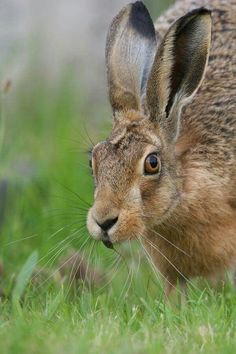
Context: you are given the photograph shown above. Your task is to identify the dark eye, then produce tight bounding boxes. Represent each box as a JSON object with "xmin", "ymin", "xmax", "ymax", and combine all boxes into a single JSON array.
[
  {"xmin": 144, "ymin": 153, "xmax": 161, "ymax": 175},
  {"xmin": 89, "ymin": 158, "xmax": 92, "ymax": 169}
]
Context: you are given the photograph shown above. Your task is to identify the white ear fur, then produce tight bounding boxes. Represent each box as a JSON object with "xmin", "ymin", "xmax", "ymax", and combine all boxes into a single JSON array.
[{"xmin": 106, "ymin": 1, "xmax": 156, "ymax": 113}]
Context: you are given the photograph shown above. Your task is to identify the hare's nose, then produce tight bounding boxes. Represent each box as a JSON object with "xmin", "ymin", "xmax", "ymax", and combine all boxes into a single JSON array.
[{"xmin": 97, "ymin": 216, "xmax": 118, "ymax": 232}]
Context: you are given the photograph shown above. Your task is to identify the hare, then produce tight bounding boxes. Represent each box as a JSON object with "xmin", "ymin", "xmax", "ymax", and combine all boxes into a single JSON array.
[{"xmin": 87, "ymin": 0, "xmax": 236, "ymax": 297}]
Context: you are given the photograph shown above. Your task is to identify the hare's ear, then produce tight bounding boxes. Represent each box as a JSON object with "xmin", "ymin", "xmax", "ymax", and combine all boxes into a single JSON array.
[
  {"xmin": 146, "ymin": 8, "xmax": 212, "ymax": 142},
  {"xmin": 106, "ymin": 1, "xmax": 156, "ymax": 113}
]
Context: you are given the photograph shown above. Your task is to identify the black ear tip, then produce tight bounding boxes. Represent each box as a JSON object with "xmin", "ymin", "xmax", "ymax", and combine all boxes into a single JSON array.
[
  {"xmin": 188, "ymin": 7, "xmax": 212, "ymax": 18},
  {"xmin": 129, "ymin": 1, "xmax": 155, "ymax": 38},
  {"xmin": 198, "ymin": 7, "xmax": 212, "ymax": 16},
  {"xmin": 132, "ymin": 1, "xmax": 146, "ymax": 9},
  {"xmin": 175, "ymin": 7, "xmax": 212, "ymax": 34},
  {"xmin": 130, "ymin": 1, "xmax": 149, "ymax": 17}
]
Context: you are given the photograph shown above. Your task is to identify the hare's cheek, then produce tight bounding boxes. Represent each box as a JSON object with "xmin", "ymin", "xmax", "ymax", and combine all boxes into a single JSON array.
[
  {"xmin": 86, "ymin": 209, "xmax": 102, "ymax": 240},
  {"xmin": 139, "ymin": 179, "xmax": 158, "ymax": 202},
  {"xmin": 139, "ymin": 179, "xmax": 166, "ymax": 218},
  {"xmin": 129, "ymin": 185, "xmax": 142, "ymax": 202},
  {"xmin": 113, "ymin": 208, "xmax": 145, "ymax": 241},
  {"xmin": 122, "ymin": 184, "xmax": 143, "ymax": 210}
]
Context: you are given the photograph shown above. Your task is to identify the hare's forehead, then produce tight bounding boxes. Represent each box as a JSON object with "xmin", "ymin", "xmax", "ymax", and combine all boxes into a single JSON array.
[
  {"xmin": 93, "ymin": 130, "xmax": 160, "ymax": 162},
  {"xmin": 93, "ymin": 139, "xmax": 142, "ymax": 162}
]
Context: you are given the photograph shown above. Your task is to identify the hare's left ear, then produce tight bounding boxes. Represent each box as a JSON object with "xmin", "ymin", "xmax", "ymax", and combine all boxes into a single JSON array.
[
  {"xmin": 106, "ymin": 2, "xmax": 156, "ymax": 113},
  {"xmin": 146, "ymin": 8, "xmax": 212, "ymax": 142}
]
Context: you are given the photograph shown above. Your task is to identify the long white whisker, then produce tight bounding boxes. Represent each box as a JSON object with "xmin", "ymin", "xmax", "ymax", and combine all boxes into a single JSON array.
[
  {"xmin": 141, "ymin": 234, "xmax": 188, "ymax": 283},
  {"xmin": 35, "ymin": 236, "xmax": 90, "ymax": 290},
  {"xmin": 117, "ymin": 245, "xmax": 134, "ymax": 304},
  {"xmin": 121, "ymin": 241, "xmax": 135, "ymax": 300},
  {"xmin": 137, "ymin": 235, "xmax": 167, "ymax": 289},
  {"xmin": 147, "ymin": 227, "xmax": 190, "ymax": 257},
  {"xmin": 97, "ymin": 256, "xmax": 122, "ymax": 294},
  {"xmin": 82, "ymin": 240, "xmax": 96, "ymax": 294},
  {"xmin": 2, "ymin": 234, "xmax": 38, "ymax": 247},
  {"xmin": 141, "ymin": 234, "xmax": 199, "ymax": 292},
  {"xmin": 37, "ymin": 225, "xmax": 86, "ymax": 266}
]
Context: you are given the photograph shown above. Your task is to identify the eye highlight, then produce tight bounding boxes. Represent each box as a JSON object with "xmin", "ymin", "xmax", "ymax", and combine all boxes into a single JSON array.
[{"xmin": 144, "ymin": 153, "xmax": 161, "ymax": 175}]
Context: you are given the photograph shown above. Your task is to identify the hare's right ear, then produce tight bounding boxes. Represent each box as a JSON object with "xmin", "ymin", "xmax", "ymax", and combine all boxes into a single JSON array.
[
  {"xmin": 106, "ymin": 1, "xmax": 156, "ymax": 113},
  {"xmin": 146, "ymin": 8, "xmax": 212, "ymax": 142}
]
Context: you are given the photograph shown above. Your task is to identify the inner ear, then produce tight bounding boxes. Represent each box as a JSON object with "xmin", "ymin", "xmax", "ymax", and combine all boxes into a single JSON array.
[
  {"xmin": 165, "ymin": 10, "xmax": 211, "ymax": 116},
  {"xmin": 146, "ymin": 8, "xmax": 212, "ymax": 125},
  {"xmin": 106, "ymin": 1, "xmax": 156, "ymax": 113}
]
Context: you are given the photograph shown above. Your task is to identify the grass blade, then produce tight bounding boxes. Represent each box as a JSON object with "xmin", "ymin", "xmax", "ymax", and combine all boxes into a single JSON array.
[{"xmin": 12, "ymin": 250, "xmax": 38, "ymax": 305}]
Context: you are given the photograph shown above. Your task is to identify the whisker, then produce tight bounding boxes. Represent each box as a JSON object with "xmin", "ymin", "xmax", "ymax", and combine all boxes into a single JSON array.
[
  {"xmin": 64, "ymin": 248, "xmax": 86, "ymax": 297},
  {"xmin": 48, "ymin": 222, "xmax": 85, "ymax": 236},
  {"xmin": 113, "ymin": 246, "xmax": 129, "ymax": 273},
  {"xmin": 2, "ymin": 234, "xmax": 39, "ymax": 248},
  {"xmin": 136, "ymin": 241, "xmax": 142, "ymax": 280},
  {"xmin": 82, "ymin": 122, "xmax": 95, "ymax": 148},
  {"xmin": 46, "ymin": 212, "xmax": 86, "ymax": 222},
  {"xmin": 49, "ymin": 196, "xmax": 89, "ymax": 212},
  {"xmin": 49, "ymin": 204, "xmax": 89, "ymax": 213},
  {"xmin": 117, "ymin": 251, "xmax": 133, "ymax": 304},
  {"xmin": 82, "ymin": 240, "xmax": 96, "ymax": 294},
  {"xmin": 147, "ymin": 227, "xmax": 190, "ymax": 257},
  {"xmin": 35, "ymin": 236, "xmax": 90, "ymax": 290},
  {"xmin": 141, "ymin": 234, "xmax": 188, "ymax": 283},
  {"xmin": 41, "ymin": 237, "xmax": 78, "ymax": 276},
  {"xmin": 122, "ymin": 240, "xmax": 135, "ymax": 297},
  {"xmin": 31, "ymin": 232, "xmax": 83, "ymax": 284},
  {"xmin": 141, "ymin": 234, "xmax": 199, "ymax": 292},
  {"xmin": 97, "ymin": 256, "xmax": 122, "ymax": 294},
  {"xmin": 136, "ymin": 235, "xmax": 177, "ymax": 294},
  {"xmin": 55, "ymin": 181, "xmax": 91, "ymax": 208},
  {"xmin": 33, "ymin": 226, "xmax": 87, "ymax": 278}
]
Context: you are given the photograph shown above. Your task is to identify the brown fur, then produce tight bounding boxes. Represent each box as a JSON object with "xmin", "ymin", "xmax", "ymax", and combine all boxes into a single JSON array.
[{"xmin": 87, "ymin": 0, "xmax": 236, "ymax": 296}]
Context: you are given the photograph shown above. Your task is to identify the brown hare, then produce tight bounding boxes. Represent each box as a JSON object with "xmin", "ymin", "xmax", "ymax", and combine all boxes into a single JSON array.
[{"xmin": 87, "ymin": 0, "xmax": 236, "ymax": 297}]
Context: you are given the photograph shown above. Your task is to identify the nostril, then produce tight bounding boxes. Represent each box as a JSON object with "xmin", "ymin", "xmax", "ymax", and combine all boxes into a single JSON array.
[{"xmin": 97, "ymin": 216, "xmax": 118, "ymax": 232}]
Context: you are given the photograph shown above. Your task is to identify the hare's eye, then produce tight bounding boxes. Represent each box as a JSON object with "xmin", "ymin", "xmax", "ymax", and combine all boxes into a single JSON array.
[
  {"xmin": 144, "ymin": 154, "xmax": 160, "ymax": 175},
  {"xmin": 89, "ymin": 158, "xmax": 92, "ymax": 169}
]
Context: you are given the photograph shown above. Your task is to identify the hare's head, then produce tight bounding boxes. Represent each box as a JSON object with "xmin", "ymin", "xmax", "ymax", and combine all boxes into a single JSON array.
[{"xmin": 87, "ymin": 2, "xmax": 211, "ymax": 247}]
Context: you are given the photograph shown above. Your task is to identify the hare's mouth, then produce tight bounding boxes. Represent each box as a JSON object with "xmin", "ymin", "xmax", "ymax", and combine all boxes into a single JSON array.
[
  {"xmin": 86, "ymin": 208, "xmax": 119, "ymax": 244},
  {"xmin": 101, "ymin": 232, "xmax": 114, "ymax": 249},
  {"xmin": 102, "ymin": 239, "xmax": 113, "ymax": 249},
  {"xmin": 87, "ymin": 206, "xmax": 144, "ymax": 246}
]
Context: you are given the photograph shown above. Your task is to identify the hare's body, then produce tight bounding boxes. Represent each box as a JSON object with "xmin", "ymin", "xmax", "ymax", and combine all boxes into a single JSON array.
[
  {"xmin": 146, "ymin": 0, "xmax": 236, "ymax": 286},
  {"xmin": 87, "ymin": 1, "xmax": 236, "ymax": 294}
]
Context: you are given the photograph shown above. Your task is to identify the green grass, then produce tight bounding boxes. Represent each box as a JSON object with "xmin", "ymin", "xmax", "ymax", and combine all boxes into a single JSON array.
[{"xmin": 0, "ymin": 73, "xmax": 236, "ymax": 354}]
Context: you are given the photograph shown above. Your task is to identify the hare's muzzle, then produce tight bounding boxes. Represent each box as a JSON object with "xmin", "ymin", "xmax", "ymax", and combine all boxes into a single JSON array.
[{"xmin": 86, "ymin": 205, "xmax": 119, "ymax": 245}]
